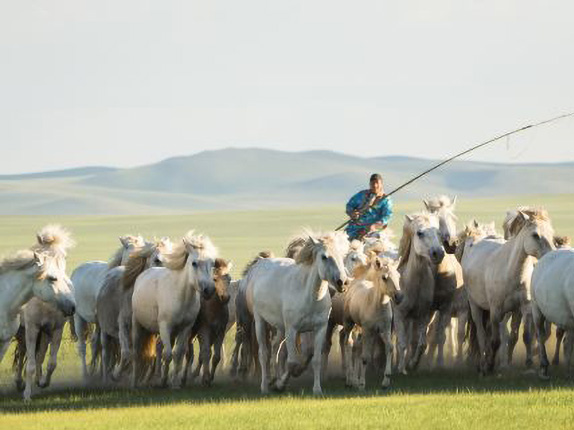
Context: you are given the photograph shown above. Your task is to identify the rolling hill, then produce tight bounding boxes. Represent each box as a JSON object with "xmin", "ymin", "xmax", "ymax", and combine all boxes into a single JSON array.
[{"xmin": 0, "ymin": 148, "xmax": 572, "ymax": 215}]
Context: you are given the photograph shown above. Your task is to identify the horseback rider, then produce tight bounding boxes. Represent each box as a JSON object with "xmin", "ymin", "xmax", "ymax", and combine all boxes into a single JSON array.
[{"xmin": 345, "ymin": 173, "xmax": 393, "ymax": 241}]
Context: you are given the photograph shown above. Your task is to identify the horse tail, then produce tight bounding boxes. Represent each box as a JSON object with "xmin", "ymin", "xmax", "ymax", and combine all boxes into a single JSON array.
[
  {"xmin": 12, "ymin": 326, "xmax": 26, "ymax": 371},
  {"xmin": 68, "ymin": 316, "xmax": 78, "ymax": 342}
]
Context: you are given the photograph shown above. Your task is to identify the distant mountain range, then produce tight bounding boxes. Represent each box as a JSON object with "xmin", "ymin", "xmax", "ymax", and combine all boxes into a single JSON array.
[{"xmin": 0, "ymin": 148, "xmax": 572, "ymax": 215}]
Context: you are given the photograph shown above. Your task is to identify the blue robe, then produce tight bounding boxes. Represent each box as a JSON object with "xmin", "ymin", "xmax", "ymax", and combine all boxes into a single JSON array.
[{"xmin": 345, "ymin": 190, "xmax": 393, "ymax": 240}]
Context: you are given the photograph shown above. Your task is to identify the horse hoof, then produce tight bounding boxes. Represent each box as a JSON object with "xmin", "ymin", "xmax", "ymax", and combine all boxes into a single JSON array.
[
  {"xmin": 15, "ymin": 381, "xmax": 24, "ymax": 392},
  {"xmin": 522, "ymin": 368, "xmax": 536, "ymax": 376},
  {"xmin": 313, "ymin": 388, "xmax": 324, "ymax": 396},
  {"xmin": 38, "ymin": 381, "xmax": 49, "ymax": 389}
]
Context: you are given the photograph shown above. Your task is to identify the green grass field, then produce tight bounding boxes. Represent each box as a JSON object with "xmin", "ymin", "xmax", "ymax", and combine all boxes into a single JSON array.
[{"xmin": 1, "ymin": 194, "xmax": 573, "ymax": 429}]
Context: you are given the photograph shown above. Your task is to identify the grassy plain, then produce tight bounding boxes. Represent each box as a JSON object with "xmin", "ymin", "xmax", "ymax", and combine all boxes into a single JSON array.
[{"xmin": 0, "ymin": 194, "xmax": 573, "ymax": 429}]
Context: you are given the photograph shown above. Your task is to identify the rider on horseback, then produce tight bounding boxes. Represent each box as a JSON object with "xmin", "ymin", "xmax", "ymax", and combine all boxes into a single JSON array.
[{"xmin": 345, "ymin": 173, "xmax": 393, "ymax": 241}]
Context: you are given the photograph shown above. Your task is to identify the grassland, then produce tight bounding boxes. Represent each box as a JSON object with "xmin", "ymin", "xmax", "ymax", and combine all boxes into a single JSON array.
[{"xmin": 0, "ymin": 194, "xmax": 573, "ymax": 429}]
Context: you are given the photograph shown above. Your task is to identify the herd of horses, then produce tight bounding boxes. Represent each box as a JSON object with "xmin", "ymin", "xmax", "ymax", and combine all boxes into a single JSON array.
[{"xmin": 1, "ymin": 196, "xmax": 573, "ymax": 401}]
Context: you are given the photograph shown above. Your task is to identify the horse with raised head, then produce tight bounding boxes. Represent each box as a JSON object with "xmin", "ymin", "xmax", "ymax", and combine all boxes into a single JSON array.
[
  {"xmin": 131, "ymin": 231, "xmax": 217, "ymax": 388},
  {"xmin": 71, "ymin": 235, "xmax": 145, "ymax": 381},
  {"xmin": 0, "ymin": 225, "xmax": 75, "ymax": 400},
  {"xmin": 423, "ymin": 195, "xmax": 458, "ymax": 253},
  {"xmin": 465, "ymin": 208, "xmax": 554, "ymax": 374},
  {"xmin": 244, "ymin": 231, "xmax": 349, "ymax": 395}
]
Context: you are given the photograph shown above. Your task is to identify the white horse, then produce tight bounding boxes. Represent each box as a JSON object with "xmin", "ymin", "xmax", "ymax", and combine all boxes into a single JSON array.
[
  {"xmin": 13, "ymin": 298, "xmax": 67, "ymax": 397},
  {"xmin": 423, "ymin": 195, "xmax": 458, "ymax": 253},
  {"xmin": 465, "ymin": 208, "xmax": 554, "ymax": 373},
  {"xmin": 531, "ymin": 248, "xmax": 574, "ymax": 378},
  {"xmin": 394, "ymin": 213, "xmax": 461, "ymax": 373},
  {"xmin": 96, "ymin": 239, "xmax": 172, "ymax": 383},
  {"xmin": 0, "ymin": 225, "xmax": 75, "ymax": 400},
  {"xmin": 71, "ymin": 235, "xmax": 145, "ymax": 381},
  {"xmin": 244, "ymin": 231, "xmax": 349, "ymax": 395},
  {"xmin": 342, "ymin": 253, "xmax": 402, "ymax": 389},
  {"xmin": 131, "ymin": 231, "xmax": 217, "ymax": 388}
]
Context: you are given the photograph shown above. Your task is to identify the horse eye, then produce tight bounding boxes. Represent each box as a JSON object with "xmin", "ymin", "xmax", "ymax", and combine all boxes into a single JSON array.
[
  {"xmin": 416, "ymin": 231, "xmax": 424, "ymax": 237},
  {"xmin": 192, "ymin": 261, "xmax": 198, "ymax": 268},
  {"xmin": 321, "ymin": 255, "xmax": 328, "ymax": 261},
  {"xmin": 532, "ymin": 233, "xmax": 540, "ymax": 239},
  {"xmin": 47, "ymin": 275, "xmax": 57, "ymax": 282}
]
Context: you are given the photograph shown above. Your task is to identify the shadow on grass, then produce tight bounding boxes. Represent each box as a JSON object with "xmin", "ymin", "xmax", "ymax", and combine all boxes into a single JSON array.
[{"xmin": 2, "ymin": 368, "xmax": 574, "ymax": 414}]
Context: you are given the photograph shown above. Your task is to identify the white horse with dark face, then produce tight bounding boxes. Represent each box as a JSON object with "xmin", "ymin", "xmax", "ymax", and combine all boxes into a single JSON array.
[
  {"xmin": 244, "ymin": 231, "xmax": 349, "ymax": 395},
  {"xmin": 131, "ymin": 231, "xmax": 217, "ymax": 388},
  {"xmin": 70, "ymin": 235, "xmax": 145, "ymax": 381},
  {"xmin": 0, "ymin": 225, "xmax": 75, "ymax": 400},
  {"xmin": 531, "ymin": 248, "xmax": 574, "ymax": 378}
]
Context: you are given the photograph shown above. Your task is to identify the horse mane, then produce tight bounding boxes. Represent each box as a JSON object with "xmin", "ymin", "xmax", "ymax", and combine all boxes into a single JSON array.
[
  {"xmin": 108, "ymin": 235, "xmax": 145, "ymax": 269},
  {"xmin": 554, "ymin": 235, "xmax": 571, "ymax": 248},
  {"xmin": 424, "ymin": 195, "xmax": 455, "ymax": 212},
  {"xmin": 163, "ymin": 231, "xmax": 218, "ymax": 271},
  {"xmin": 241, "ymin": 251, "xmax": 274, "ymax": 278},
  {"xmin": 215, "ymin": 258, "xmax": 232, "ymax": 275},
  {"xmin": 0, "ymin": 250, "xmax": 37, "ymax": 276},
  {"xmin": 32, "ymin": 225, "xmax": 75, "ymax": 257},
  {"xmin": 0, "ymin": 226, "xmax": 74, "ymax": 276},
  {"xmin": 295, "ymin": 230, "xmax": 349, "ymax": 266},
  {"xmin": 122, "ymin": 243, "xmax": 157, "ymax": 291},
  {"xmin": 504, "ymin": 207, "xmax": 551, "ymax": 238},
  {"xmin": 285, "ymin": 235, "xmax": 307, "ymax": 259}
]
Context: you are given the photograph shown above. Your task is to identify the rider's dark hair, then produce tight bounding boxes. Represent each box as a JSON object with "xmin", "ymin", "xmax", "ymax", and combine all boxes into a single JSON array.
[{"xmin": 370, "ymin": 173, "xmax": 383, "ymax": 183}]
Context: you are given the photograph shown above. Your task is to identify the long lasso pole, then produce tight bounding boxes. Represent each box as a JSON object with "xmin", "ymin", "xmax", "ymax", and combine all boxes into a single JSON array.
[{"xmin": 335, "ymin": 111, "xmax": 574, "ymax": 231}]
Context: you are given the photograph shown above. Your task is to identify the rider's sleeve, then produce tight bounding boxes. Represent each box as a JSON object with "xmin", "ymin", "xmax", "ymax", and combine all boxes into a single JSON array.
[
  {"xmin": 378, "ymin": 197, "xmax": 393, "ymax": 225},
  {"xmin": 346, "ymin": 191, "xmax": 364, "ymax": 217}
]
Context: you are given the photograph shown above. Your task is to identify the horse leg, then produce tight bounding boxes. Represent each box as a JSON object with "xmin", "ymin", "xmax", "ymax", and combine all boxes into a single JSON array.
[
  {"xmin": 498, "ymin": 314, "xmax": 510, "ymax": 369},
  {"xmin": 340, "ymin": 324, "xmax": 353, "ymax": 387},
  {"xmin": 506, "ymin": 310, "xmax": 520, "ymax": 366},
  {"xmin": 23, "ymin": 325, "xmax": 40, "ymax": 401},
  {"xmin": 469, "ymin": 301, "xmax": 488, "ymax": 374},
  {"xmin": 380, "ymin": 310, "xmax": 394, "ymax": 388},
  {"xmin": 13, "ymin": 331, "xmax": 25, "ymax": 391},
  {"xmin": 565, "ymin": 331, "xmax": 574, "ymax": 378},
  {"xmin": 488, "ymin": 307, "xmax": 504, "ymax": 374},
  {"xmin": 275, "ymin": 326, "xmax": 297, "ymax": 392},
  {"xmin": 100, "ymin": 331, "xmax": 111, "ymax": 384},
  {"xmin": 230, "ymin": 325, "xmax": 242, "ymax": 379},
  {"xmin": 130, "ymin": 319, "xmax": 146, "ymax": 388},
  {"xmin": 426, "ymin": 314, "xmax": 438, "ymax": 366},
  {"xmin": 199, "ymin": 332, "xmax": 213, "ymax": 387},
  {"xmin": 35, "ymin": 332, "xmax": 49, "ymax": 386},
  {"xmin": 270, "ymin": 328, "xmax": 285, "ymax": 383},
  {"xmin": 39, "ymin": 327, "xmax": 63, "ymax": 388},
  {"xmin": 322, "ymin": 321, "xmax": 335, "ymax": 380},
  {"xmin": 210, "ymin": 332, "xmax": 225, "ymax": 384},
  {"xmin": 89, "ymin": 324, "xmax": 101, "ymax": 377},
  {"xmin": 74, "ymin": 314, "xmax": 89, "ymax": 382},
  {"xmin": 435, "ymin": 309, "xmax": 452, "ymax": 369},
  {"xmin": 394, "ymin": 312, "xmax": 408, "ymax": 375},
  {"xmin": 408, "ymin": 314, "xmax": 431, "ymax": 371},
  {"xmin": 113, "ymin": 318, "xmax": 131, "ymax": 381},
  {"xmin": 456, "ymin": 311, "xmax": 468, "ymax": 365},
  {"xmin": 522, "ymin": 305, "xmax": 534, "ymax": 370},
  {"xmin": 553, "ymin": 327, "xmax": 565, "ymax": 366},
  {"xmin": 357, "ymin": 331, "xmax": 373, "ymax": 391},
  {"xmin": 172, "ymin": 325, "xmax": 193, "ymax": 388},
  {"xmin": 311, "ymin": 323, "xmax": 328, "ymax": 395},
  {"xmin": 531, "ymin": 301, "xmax": 549, "ymax": 379},
  {"xmin": 254, "ymin": 314, "xmax": 270, "ymax": 394}
]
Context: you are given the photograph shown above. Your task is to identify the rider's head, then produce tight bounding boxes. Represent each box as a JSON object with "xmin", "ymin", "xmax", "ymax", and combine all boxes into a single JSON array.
[{"xmin": 369, "ymin": 173, "xmax": 384, "ymax": 195}]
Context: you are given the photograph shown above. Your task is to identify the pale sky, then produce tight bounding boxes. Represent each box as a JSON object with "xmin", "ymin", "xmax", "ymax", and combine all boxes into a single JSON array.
[{"xmin": 1, "ymin": 0, "xmax": 573, "ymax": 174}]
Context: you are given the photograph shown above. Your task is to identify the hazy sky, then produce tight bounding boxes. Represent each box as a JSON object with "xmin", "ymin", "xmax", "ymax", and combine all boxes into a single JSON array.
[{"xmin": 1, "ymin": 0, "xmax": 573, "ymax": 174}]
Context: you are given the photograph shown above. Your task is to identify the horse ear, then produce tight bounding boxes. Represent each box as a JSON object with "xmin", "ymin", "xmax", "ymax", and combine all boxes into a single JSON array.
[
  {"xmin": 423, "ymin": 200, "xmax": 430, "ymax": 211},
  {"xmin": 227, "ymin": 261, "xmax": 234, "ymax": 273},
  {"xmin": 518, "ymin": 211, "xmax": 530, "ymax": 221},
  {"xmin": 309, "ymin": 235, "xmax": 319, "ymax": 246},
  {"xmin": 119, "ymin": 236, "xmax": 128, "ymax": 247},
  {"xmin": 36, "ymin": 233, "xmax": 45, "ymax": 245},
  {"xmin": 374, "ymin": 257, "xmax": 383, "ymax": 270},
  {"xmin": 33, "ymin": 251, "xmax": 44, "ymax": 266},
  {"xmin": 451, "ymin": 196, "xmax": 457, "ymax": 207},
  {"xmin": 472, "ymin": 219, "xmax": 479, "ymax": 228},
  {"xmin": 405, "ymin": 214, "xmax": 414, "ymax": 223}
]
